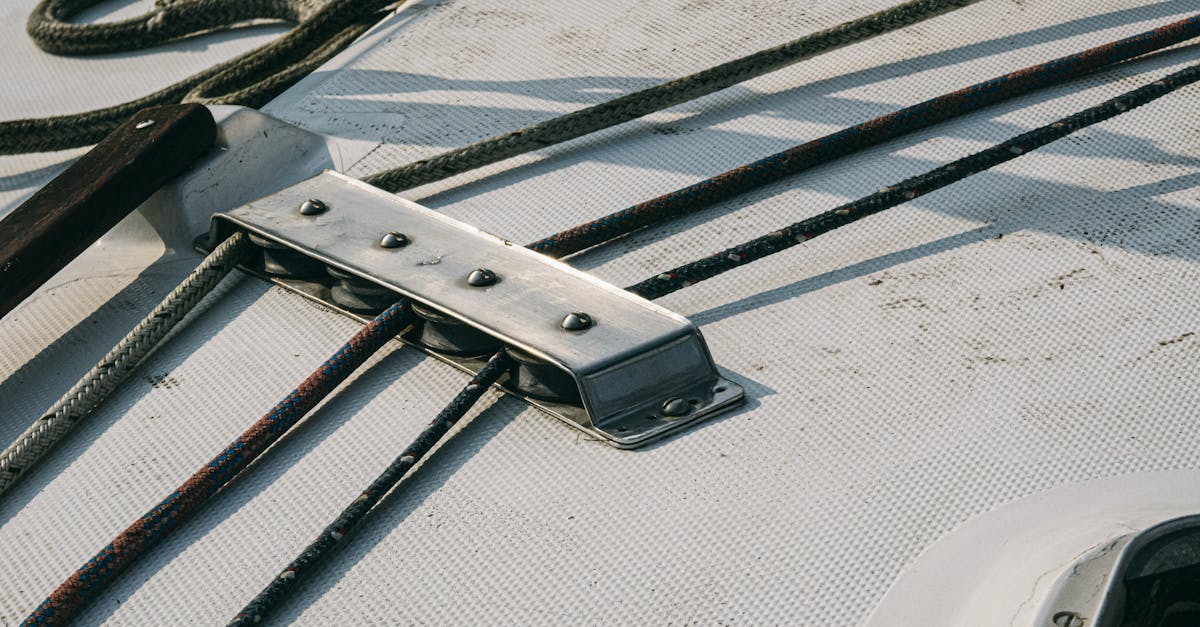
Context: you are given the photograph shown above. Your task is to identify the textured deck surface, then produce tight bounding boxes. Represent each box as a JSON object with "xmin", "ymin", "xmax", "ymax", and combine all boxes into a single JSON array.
[{"xmin": 3, "ymin": 0, "xmax": 1200, "ymax": 624}]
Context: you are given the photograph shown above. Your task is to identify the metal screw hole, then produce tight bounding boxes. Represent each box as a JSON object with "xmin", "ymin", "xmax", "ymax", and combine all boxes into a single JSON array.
[
  {"xmin": 714, "ymin": 386, "xmax": 727, "ymax": 393},
  {"xmin": 688, "ymin": 398, "xmax": 700, "ymax": 405}
]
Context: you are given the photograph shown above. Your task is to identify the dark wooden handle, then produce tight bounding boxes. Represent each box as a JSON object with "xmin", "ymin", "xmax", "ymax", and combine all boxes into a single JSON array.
[{"xmin": 0, "ymin": 103, "xmax": 216, "ymax": 319}]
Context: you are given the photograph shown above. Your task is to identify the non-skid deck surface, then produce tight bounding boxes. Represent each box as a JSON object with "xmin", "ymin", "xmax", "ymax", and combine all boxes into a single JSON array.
[{"xmin": 2, "ymin": 0, "xmax": 1200, "ymax": 624}]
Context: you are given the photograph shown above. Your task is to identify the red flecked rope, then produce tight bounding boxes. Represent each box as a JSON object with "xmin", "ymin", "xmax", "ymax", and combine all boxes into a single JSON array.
[{"xmin": 530, "ymin": 13, "xmax": 1200, "ymax": 258}]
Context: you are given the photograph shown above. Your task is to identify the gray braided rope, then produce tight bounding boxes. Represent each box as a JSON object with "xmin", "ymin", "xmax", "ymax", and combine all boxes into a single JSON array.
[
  {"xmin": 362, "ymin": 0, "xmax": 980, "ymax": 192},
  {"xmin": 0, "ymin": 232, "xmax": 251, "ymax": 497}
]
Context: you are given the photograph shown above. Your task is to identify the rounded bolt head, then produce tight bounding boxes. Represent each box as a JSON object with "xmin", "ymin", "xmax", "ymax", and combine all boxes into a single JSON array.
[
  {"xmin": 299, "ymin": 198, "xmax": 328, "ymax": 216},
  {"xmin": 134, "ymin": 119, "xmax": 156, "ymax": 129},
  {"xmin": 661, "ymin": 397, "xmax": 691, "ymax": 417},
  {"xmin": 467, "ymin": 268, "xmax": 498, "ymax": 287},
  {"xmin": 379, "ymin": 232, "xmax": 410, "ymax": 248},
  {"xmin": 560, "ymin": 311, "xmax": 593, "ymax": 331}
]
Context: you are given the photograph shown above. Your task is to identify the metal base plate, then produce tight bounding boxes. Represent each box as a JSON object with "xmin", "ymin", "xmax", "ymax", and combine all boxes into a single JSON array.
[{"xmin": 195, "ymin": 235, "xmax": 745, "ymax": 448}]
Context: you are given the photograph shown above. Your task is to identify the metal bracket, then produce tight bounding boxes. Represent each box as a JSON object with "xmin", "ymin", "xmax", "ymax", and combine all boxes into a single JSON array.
[{"xmin": 199, "ymin": 171, "xmax": 744, "ymax": 448}]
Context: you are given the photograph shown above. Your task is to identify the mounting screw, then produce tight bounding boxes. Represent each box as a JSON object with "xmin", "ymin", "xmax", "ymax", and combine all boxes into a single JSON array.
[
  {"xmin": 1051, "ymin": 612, "xmax": 1085, "ymax": 627},
  {"xmin": 299, "ymin": 198, "xmax": 328, "ymax": 216},
  {"xmin": 134, "ymin": 119, "xmax": 156, "ymax": 129},
  {"xmin": 560, "ymin": 312, "xmax": 593, "ymax": 331},
  {"xmin": 379, "ymin": 232, "xmax": 410, "ymax": 248},
  {"xmin": 661, "ymin": 397, "xmax": 691, "ymax": 417},
  {"xmin": 467, "ymin": 268, "xmax": 498, "ymax": 287}
]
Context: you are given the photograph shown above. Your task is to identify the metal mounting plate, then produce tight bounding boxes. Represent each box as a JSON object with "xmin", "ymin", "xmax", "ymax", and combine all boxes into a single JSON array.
[{"xmin": 202, "ymin": 171, "xmax": 743, "ymax": 447}]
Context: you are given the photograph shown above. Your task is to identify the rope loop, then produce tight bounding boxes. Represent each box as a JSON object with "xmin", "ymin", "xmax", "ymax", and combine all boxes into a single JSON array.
[
  {"xmin": 27, "ymin": 0, "xmax": 306, "ymax": 55},
  {"xmin": 2, "ymin": 0, "xmax": 393, "ymax": 154}
]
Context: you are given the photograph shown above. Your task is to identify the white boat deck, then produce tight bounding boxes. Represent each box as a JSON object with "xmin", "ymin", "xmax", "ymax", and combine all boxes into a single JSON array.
[{"xmin": 2, "ymin": 0, "xmax": 1200, "ymax": 624}]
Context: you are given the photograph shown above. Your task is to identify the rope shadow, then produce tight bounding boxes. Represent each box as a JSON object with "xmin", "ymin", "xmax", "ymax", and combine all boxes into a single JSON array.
[
  {"xmin": 680, "ymin": 166, "xmax": 1200, "ymax": 327},
  {"xmin": 308, "ymin": 0, "xmax": 1194, "ymax": 113},
  {"xmin": 84, "ymin": 339, "xmax": 426, "ymax": 625},
  {"xmin": 563, "ymin": 114, "xmax": 1200, "ymax": 280},
  {"xmin": 250, "ymin": 394, "xmax": 523, "ymax": 624},
  {"xmin": 543, "ymin": 41, "xmax": 1200, "ymax": 178},
  {"xmin": 330, "ymin": 0, "xmax": 1197, "ymax": 200},
  {"xmin": 0, "ymin": 154, "xmax": 78, "ymax": 195},
  {"xmin": 0, "ymin": 252, "xmax": 195, "ymax": 444},
  {"xmin": 690, "ymin": 226, "xmax": 995, "ymax": 327},
  {"xmin": 0, "ymin": 263, "xmax": 253, "ymax": 527},
  {"xmin": 336, "ymin": 41, "xmax": 1199, "ymax": 195},
  {"xmin": 402, "ymin": 41, "xmax": 1200, "ymax": 256}
]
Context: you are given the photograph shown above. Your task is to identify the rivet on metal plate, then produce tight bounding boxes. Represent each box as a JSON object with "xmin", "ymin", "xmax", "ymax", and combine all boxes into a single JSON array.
[
  {"xmin": 560, "ymin": 312, "xmax": 593, "ymax": 331},
  {"xmin": 661, "ymin": 397, "xmax": 691, "ymax": 417},
  {"xmin": 298, "ymin": 198, "xmax": 328, "ymax": 216},
  {"xmin": 466, "ymin": 268, "xmax": 498, "ymax": 287},
  {"xmin": 378, "ymin": 232, "xmax": 410, "ymax": 249},
  {"xmin": 199, "ymin": 172, "xmax": 746, "ymax": 448}
]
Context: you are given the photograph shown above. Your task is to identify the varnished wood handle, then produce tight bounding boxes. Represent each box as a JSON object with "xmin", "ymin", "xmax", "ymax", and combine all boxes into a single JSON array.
[{"xmin": 0, "ymin": 104, "xmax": 216, "ymax": 319}]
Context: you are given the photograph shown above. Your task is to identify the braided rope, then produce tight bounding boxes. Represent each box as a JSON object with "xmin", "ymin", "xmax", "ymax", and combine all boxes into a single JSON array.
[
  {"xmin": 5, "ymin": 0, "xmax": 978, "ymax": 156},
  {"xmin": 23, "ymin": 300, "xmax": 411, "ymax": 626},
  {"xmin": 20, "ymin": 17, "xmax": 1200, "ymax": 624},
  {"xmin": 0, "ymin": 231, "xmax": 251, "ymax": 497},
  {"xmin": 26, "ymin": 0, "xmax": 308, "ymax": 56},
  {"xmin": 229, "ymin": 351, "xmax": 512, "ymax": 626},
  {"xmin": 629, "ymin": 61, "xmax": 1200, "ymax": 300},
  {"xmin": 529, "ymin": 13, "xmax": 1200, "ymax": 258},
  {"xmin": 1, "ymin": 0, "xmax": 385, "ymax": 154},
  {"xmin": 360, "ymin": 0, "xmax": 981, "ymax": 192}
]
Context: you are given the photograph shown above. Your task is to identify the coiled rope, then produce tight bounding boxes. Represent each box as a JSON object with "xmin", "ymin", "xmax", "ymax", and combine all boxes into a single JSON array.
[
  {"xmin": 17, "ymin": 11, "xmax": 1200, "ymax": 627},
  {"xmin": 2, "ymin": 0, "xmax": 389, "ymax": 154},
  {"xmin": 2, "ymin": 0, "xmax": 979, "ymax": 158}
]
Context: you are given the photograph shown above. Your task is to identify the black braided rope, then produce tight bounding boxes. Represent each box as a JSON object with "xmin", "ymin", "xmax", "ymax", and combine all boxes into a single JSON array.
[
  {"xmin": 627, "ymin": 61, "xmax": 1200, "ymax": 300},
  {"xmin": 228, "ymin": 351, "xmax": 512, "ymax": 627},
  {"xmin": 528, "ymin": 14, "xmax": 1200, "ymax": 258}
]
